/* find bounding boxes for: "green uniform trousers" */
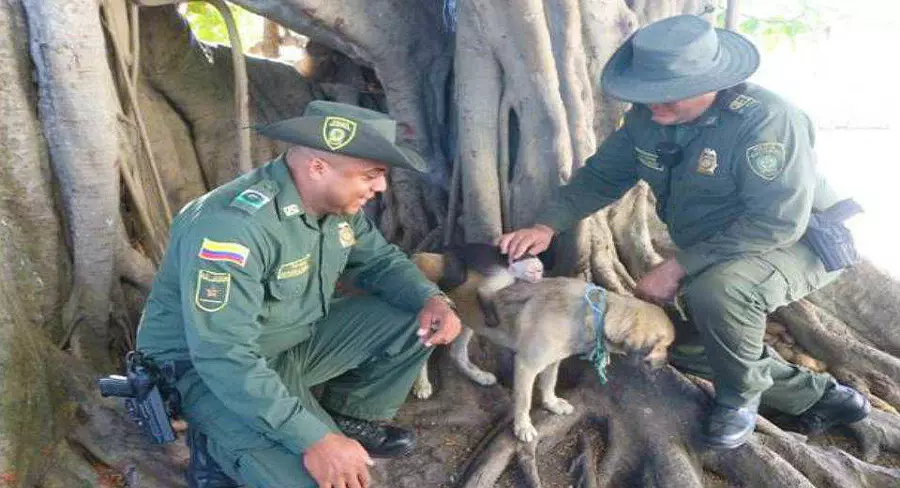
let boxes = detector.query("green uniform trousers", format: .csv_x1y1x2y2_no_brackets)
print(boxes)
175,296,430,487
669,241,841,414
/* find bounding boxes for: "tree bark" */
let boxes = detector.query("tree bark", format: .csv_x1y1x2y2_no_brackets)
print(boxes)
24,0,122,372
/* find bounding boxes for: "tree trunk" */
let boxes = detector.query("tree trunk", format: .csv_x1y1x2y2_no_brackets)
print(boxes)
1,0,898,486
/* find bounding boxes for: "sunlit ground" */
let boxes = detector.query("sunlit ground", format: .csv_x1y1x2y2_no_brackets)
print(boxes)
745,1,900,277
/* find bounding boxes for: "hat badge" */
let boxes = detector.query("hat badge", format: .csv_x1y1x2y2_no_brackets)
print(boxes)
323,116,358,151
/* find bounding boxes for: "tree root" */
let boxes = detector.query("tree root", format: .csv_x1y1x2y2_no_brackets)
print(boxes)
446,358,900,488
568,432,599,488
776,301,900,411
460,407,584,488
845,409,900,462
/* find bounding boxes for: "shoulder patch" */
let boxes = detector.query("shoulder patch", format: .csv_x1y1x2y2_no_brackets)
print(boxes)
746,142,786,181
195,269,231,312
725,93,761,116
230,180,279,214
198,238,250,267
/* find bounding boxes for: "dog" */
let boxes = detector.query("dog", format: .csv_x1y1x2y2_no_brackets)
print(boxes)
410,245,675,442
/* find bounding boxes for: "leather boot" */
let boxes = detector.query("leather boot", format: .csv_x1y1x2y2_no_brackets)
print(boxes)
797,383,870,434
332,414,416,458
702,399,759,450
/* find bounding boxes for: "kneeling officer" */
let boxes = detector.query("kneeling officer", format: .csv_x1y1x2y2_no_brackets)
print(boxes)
135,101,461,487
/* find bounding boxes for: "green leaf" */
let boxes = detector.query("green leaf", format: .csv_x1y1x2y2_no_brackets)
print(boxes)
740,18,760,35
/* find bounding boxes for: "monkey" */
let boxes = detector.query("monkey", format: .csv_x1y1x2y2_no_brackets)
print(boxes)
410,244,676,442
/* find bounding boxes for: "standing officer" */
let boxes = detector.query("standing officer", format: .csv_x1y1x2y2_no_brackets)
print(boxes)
136,101,461,487
498,15,869,449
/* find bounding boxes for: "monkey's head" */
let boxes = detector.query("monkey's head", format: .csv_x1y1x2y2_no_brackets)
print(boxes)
509,256,544,283
411,245,544,294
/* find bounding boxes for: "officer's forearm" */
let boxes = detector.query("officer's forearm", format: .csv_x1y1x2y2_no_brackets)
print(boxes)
352,258,440,311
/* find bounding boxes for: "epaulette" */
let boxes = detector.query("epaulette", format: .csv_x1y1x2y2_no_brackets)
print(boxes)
229,179,279,215
721,88,762,116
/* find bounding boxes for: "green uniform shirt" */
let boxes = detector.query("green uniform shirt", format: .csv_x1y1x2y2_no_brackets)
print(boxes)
537,83,838,275
136,155,440,453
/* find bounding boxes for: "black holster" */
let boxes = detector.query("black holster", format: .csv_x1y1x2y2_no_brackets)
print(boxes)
802,198,863,272
186,426,240,488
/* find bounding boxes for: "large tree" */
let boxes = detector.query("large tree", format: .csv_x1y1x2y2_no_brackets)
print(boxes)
1,0,898,486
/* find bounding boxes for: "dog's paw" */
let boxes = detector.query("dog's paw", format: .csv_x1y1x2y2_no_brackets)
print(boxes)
513,418,538,442
412,378,433,400
543,397,574,415
467,369,498,386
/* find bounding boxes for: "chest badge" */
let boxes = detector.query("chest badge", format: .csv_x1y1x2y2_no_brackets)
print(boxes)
337,222,356,248
728,94,758,113
282,204,301,217
635,147,663,171
277,254,311,279
696,148,718,176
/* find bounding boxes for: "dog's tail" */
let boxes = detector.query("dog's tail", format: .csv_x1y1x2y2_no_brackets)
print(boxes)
410,251,468,291
412,244,527,328
460,243,519,328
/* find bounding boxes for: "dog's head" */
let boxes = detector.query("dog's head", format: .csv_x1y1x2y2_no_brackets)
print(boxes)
602,295,676,370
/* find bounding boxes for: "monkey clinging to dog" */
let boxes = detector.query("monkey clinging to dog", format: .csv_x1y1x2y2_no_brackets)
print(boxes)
411,244,676,442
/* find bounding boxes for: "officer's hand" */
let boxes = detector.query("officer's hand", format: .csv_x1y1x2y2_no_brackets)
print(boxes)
303,433,374,488
635,258,686,304
496,225,555,261
417,296,462,347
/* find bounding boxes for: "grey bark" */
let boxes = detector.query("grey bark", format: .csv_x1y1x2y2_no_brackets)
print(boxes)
23,0,120,371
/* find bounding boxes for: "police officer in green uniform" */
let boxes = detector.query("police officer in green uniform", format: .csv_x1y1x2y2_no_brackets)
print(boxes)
136,101,461,487
498,15,869,449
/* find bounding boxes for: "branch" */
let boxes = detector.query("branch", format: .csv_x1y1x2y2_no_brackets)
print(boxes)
205,0,252,174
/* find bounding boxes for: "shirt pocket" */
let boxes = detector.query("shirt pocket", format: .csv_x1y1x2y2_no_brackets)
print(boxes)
264,274,311,326
682,173,736,201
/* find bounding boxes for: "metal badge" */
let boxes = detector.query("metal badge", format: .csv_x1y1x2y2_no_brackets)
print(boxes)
337,222,356,248
696,148,718,176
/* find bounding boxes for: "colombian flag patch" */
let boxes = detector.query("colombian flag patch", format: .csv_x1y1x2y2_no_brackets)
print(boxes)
198,238,250,267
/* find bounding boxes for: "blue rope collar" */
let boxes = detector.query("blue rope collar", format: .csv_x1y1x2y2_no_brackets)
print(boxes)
581,283,609,384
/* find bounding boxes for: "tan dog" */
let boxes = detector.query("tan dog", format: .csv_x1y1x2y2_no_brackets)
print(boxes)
410,249,675,442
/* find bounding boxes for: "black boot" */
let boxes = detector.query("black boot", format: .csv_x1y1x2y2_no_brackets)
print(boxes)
332,414,416,458
797,383,870,434
702,399,759,450
186,426,240,488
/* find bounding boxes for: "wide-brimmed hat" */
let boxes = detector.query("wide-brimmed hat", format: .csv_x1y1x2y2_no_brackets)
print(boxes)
256,101,428,172
601,15,759,104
